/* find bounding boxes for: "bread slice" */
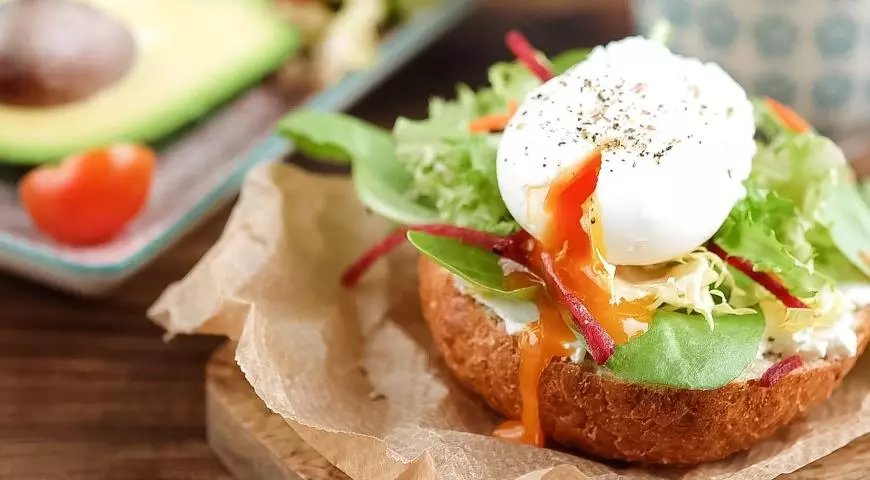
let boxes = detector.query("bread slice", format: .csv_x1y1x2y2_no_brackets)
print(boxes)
418,256,870,464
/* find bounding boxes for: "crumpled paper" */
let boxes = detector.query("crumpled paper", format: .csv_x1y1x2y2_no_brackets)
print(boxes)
149,162,870,480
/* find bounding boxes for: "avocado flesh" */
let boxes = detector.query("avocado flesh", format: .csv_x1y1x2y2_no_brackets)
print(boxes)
0,0,300,164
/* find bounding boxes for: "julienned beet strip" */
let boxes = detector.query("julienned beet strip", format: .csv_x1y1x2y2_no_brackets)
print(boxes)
760,355,803,387
505,30,554,82
340,225,530,286
540,252,615,364
706,242,809,309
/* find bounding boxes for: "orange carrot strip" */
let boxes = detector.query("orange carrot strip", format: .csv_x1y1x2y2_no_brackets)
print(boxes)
469,101,518,133
764,97,812,134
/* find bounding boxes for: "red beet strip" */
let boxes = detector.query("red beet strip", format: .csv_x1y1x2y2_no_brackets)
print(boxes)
540,252,615,364
706,242,809,309
341,225,531,287
505,30,554,82
759,355,803,387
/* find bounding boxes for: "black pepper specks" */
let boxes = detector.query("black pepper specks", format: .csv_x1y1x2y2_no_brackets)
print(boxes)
511,40,746,173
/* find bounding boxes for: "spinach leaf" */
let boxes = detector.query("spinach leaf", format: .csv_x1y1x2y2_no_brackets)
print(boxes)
407,231,539,300
607,311,765,390
278,111,438,224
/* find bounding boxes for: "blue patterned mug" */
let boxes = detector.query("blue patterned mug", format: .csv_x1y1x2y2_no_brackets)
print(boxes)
632,0,870,135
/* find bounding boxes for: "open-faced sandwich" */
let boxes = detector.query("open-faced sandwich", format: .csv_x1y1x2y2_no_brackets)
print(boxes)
278,31,870,464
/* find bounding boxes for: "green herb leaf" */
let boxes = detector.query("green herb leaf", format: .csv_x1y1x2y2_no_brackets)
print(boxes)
607,311,765,389
550,49,590,74
278,110,387,164
278,111,439,225
821,184,870,278
353,166,440,225
406,231,539,300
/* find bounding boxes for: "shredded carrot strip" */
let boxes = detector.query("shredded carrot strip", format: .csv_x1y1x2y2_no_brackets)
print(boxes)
764,97,811,134
469,101,518,133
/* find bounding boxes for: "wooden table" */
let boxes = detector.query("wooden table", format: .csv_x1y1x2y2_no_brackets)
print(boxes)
2,4,869,479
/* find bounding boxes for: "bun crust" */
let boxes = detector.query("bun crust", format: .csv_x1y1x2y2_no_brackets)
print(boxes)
418,257,870,464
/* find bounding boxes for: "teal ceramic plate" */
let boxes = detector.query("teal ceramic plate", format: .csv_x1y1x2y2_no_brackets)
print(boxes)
0,0,474,296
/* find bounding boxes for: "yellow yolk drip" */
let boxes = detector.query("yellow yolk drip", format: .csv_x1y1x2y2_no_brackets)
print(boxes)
493,152,653,447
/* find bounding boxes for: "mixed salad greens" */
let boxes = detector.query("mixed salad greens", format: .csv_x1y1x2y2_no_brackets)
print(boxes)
278,36,870,390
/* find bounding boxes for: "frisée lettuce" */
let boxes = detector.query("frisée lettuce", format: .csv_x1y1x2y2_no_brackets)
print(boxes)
392,62,537,234
713,100,870,332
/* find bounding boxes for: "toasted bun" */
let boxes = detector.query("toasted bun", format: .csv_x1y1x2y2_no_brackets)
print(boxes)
418,256,870,464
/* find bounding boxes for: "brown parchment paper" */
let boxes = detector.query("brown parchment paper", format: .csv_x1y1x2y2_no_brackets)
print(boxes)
149,162,870,480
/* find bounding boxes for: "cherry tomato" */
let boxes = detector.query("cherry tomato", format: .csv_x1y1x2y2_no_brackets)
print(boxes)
19,144,156,246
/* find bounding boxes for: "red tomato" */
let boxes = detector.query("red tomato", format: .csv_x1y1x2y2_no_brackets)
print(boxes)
19,144,156,246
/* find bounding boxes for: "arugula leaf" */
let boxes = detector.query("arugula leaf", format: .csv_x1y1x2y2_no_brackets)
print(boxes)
607,311,765,389
406,231,539,300
550,49,590,74
278,111,439,225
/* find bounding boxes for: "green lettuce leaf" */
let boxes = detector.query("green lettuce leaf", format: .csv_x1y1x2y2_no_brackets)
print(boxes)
861,180,870,205
746,101,870,282
820,184,870,278
277,111,438,224
550,49,590,74
407,231,539,300
714,182,829,297
393,61,540,234
752,97,793,141
607,311,765,389
715,110,870,300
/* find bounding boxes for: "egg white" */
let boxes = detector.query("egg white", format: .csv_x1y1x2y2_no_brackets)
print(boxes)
497,36,756,266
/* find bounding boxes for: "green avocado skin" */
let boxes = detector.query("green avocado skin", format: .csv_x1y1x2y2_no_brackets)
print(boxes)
0,0,301,165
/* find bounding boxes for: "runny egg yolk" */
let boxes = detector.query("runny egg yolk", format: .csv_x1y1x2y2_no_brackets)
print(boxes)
538,152,654,344
493,152,653,447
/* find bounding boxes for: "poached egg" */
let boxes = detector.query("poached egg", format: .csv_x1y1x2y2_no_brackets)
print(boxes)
497,37,756,266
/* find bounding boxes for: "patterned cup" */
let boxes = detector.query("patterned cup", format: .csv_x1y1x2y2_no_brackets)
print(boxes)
632,0,870,135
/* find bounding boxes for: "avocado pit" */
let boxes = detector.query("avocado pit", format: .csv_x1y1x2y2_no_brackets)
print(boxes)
0,0,137,107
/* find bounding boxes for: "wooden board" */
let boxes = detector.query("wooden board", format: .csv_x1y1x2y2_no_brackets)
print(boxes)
206,343,348,480
206,342,870,480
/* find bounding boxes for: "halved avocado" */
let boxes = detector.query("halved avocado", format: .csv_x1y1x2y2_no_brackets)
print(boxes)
0,0,300,164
